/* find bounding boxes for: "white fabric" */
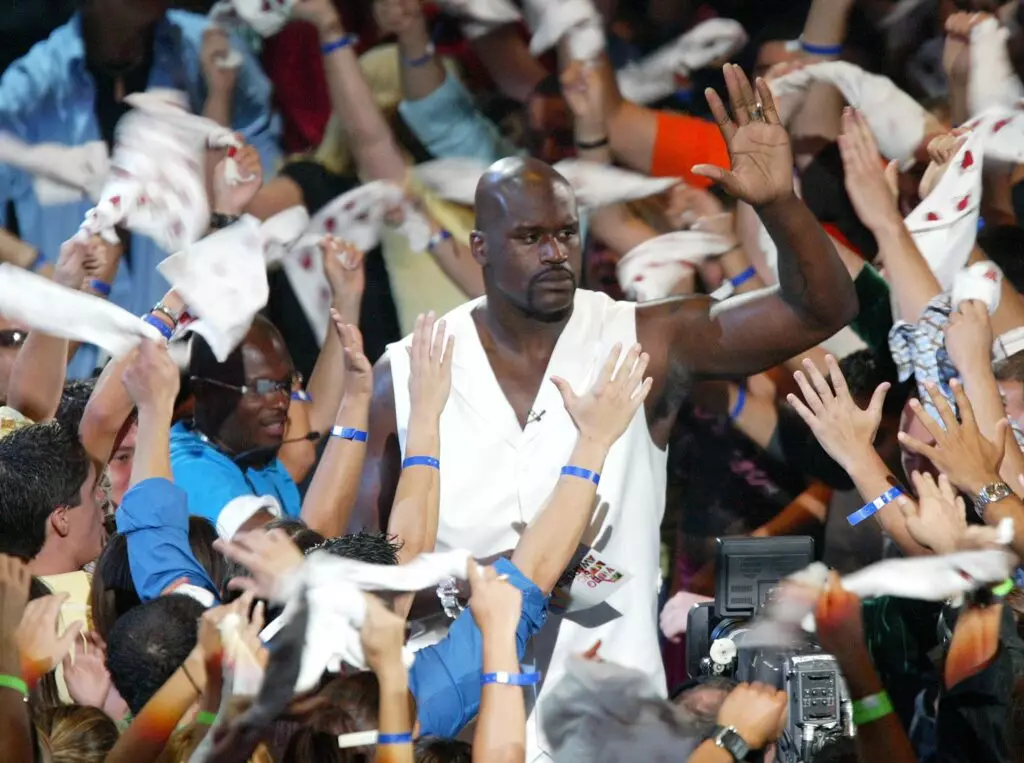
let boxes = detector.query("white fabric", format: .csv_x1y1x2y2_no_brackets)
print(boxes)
0,135,108,205
616,19,748,105
208,0,294,37
413,157,489,206
972,106,1024,164
616,231,734,301
997,325,1024,358
215,495,282,540
267,549,473,692
904,125,985,290
387,290,668,761
260,205,312,265
819,326,869,359
432,0,522,39
770,61,929,161
525,0,606,60
158,216,269,362
0,264,163,357
952,261,1003,314
968,17,1024,117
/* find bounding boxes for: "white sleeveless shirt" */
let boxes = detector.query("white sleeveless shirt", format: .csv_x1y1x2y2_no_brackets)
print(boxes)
387,289,668,760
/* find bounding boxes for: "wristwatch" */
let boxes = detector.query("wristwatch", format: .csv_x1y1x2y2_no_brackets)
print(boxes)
972,481,1013,519
712,725,751,761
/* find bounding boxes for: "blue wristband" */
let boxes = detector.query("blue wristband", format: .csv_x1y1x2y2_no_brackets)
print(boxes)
321,34,359,56
377,732,413,745
561,465,600,486
482,671,542,686
403,455,439,470
29,250,45,272
88,278,112,297
799,39,843,56
331,426,367,442
404,42,435,67
427,228,452,252
730,266,757,289
847,486,904,526
729,386,747,421
291,390,312,403
142,313,173,341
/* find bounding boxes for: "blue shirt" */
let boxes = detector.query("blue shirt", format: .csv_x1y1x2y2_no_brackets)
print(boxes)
0,11,280,376
116,477,219,602
169,421,301,525
410,557,549,738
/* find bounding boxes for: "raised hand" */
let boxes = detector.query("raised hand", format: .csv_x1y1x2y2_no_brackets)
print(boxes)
332,314,373,401
552,343,653,449
212,141,263,217
944,300,993,376
62,631,112,709
120,340,181,412
837,108,901,234
898,471,967,555
15,594,84,677
919,129,968,199
692,64,794,207
787,355,889,473
53,238,89,291
468,560,522,638
898,380,1007,496
814,571,872,677
0,554,30,638
373,0,428,38
360,592,408,673
321,236,366,314
560,60,608,141
200,27,239,99
408,311,454,422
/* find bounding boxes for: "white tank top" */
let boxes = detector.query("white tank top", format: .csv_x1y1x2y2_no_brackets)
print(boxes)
388,289,668,760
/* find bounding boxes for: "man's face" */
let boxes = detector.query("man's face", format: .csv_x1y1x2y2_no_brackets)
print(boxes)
476,177,582,320
526,93,576,164
107,422,137,507
998,379,1024,428
67,464,106,567
218,337,294,454
103,0,170,27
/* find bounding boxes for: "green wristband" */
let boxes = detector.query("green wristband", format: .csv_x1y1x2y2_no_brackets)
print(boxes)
195,710,218,726
993,578,1014,597
0,674,28,697
852,690,893,726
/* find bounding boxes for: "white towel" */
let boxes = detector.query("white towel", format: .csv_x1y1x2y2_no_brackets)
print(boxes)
616,230,734,301
0,264,162,357
771,61,929,161
158,215,270,362
968,16,1024,117
969,105,1024,164
208,0,294,38
524,0,606,60
951,260,1003,313
432,0,522,39
263,549,474,691
261,206,312,266
413,157,489,207
617,19,748,105
216,495,283,540
0,134,108,205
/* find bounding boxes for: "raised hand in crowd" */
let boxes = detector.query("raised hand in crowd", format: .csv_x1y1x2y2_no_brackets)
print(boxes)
944,299,993,376
216,528,305,601
211,138,264,218
15,594,83,681
321,236,366,325
373,0,428,38
561,59,609,145
360,592,415,763
0,554,32,763
837,108,900,234
62,631,111,709
121,339,180,413
200,27,239,105
52,236,91,291
900,470,1008,554
292,0,344,34
918,129,968,200
407,311,454,424
335,313,373,403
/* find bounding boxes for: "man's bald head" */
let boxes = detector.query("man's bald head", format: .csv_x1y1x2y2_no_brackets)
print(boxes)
470,157,581,322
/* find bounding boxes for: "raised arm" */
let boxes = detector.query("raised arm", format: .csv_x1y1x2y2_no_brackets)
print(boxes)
638,65,857,381
352,355,402,532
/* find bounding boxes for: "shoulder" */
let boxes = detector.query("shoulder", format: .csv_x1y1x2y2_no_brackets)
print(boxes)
0,18,82,97
169,424,236,473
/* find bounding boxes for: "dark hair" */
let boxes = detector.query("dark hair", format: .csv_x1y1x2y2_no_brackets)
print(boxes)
838,350,909,417
55,379,97,433
188,516,230,591
811,735,859,763
106,594,206,714
35,704,119,763
283,672,380,763
415,738,473,763
266,519,327,554
89,532,142,641
993,351,1024,384
0,421,90,560
977,225,1024,294
316,532,402,566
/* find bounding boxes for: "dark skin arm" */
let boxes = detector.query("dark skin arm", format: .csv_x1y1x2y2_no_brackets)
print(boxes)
638,65,857,414
353,355,402,532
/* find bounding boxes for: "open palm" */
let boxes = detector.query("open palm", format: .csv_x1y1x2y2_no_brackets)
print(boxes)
693,64,794,207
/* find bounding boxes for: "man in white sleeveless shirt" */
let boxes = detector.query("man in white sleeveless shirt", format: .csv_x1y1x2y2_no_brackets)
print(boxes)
356,67,858,759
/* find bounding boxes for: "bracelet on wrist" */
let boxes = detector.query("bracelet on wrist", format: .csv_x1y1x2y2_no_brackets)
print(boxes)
291,389,312,403
575,136,609,151
729,385,747,421
427,229,452,253
0,674,28,698
482,671,542,686
404,42,435,67
142,313,174,341
851,690,894,726
847,486,903,526
331,425,367,442
195,710,218,726
561,465,600,485
730,266,757,289
321,34,359,56
87,278,112,297
799,38,843,56
28,249,45,273
403,455,439,470
377,732,414,745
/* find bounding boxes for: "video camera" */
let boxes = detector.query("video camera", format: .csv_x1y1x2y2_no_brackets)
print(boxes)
685,537,854,763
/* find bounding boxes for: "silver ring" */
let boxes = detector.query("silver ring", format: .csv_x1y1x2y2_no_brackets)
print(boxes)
748,104,764,122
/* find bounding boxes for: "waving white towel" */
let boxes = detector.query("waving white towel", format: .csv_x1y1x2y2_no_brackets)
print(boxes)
0,135,108,206
616,230,734,301
525,0,606,60
208,0,295,38
968,16,1024,117
0,264,162,357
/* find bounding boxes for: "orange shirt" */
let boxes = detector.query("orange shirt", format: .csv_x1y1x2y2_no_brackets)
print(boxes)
651,111,731,188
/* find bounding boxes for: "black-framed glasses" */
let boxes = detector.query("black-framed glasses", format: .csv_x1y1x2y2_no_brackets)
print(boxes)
192,371,300,400
0,330,27,348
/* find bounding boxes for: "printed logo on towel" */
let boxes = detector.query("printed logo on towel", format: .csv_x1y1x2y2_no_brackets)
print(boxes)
550,546,631,615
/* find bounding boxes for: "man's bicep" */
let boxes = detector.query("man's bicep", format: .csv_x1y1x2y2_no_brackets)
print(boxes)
352,356,402,532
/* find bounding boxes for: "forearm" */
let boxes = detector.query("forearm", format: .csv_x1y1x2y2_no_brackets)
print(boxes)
0,633,32,763
470,25,548,103
5,332,69,421
845,450,931,556
0,228,39,269
871,218,941,323
306,297,357,435
423,235,484,297
396,16,448,103
840,650,916,763
761,195,857,328
958,364,1024,489
800,0,856,55
511,437,609,594
473,630,526,763
375,664,414,763
301,395,370,537
203,90,233,128
277,399,317,484
590,206,661,257
753,485,829,537
318,17,406,183
389,412,441,562
973,493,1024,559
131,402,174,486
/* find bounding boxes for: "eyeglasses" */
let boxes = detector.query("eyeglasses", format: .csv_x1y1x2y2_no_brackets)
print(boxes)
193,372,300,400
0,330,27,348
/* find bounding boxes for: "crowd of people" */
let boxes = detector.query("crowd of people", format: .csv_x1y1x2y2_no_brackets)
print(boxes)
2,0,1024,761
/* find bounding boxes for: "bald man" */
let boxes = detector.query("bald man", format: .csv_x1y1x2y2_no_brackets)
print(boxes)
356,70,858,757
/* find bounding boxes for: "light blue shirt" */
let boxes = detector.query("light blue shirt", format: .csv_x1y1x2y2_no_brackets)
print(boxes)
0,11,281,376
169,421,301,525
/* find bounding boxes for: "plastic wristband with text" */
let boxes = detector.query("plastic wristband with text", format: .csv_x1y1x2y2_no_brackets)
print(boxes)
852,691,894,726
377,732,414,745
142,313,174,341
847,486,903,526
403,455,440,470
88,279,112,297
291,389,312,403
195,710,218,726
729,385,747,421
799,38,843,56
321,34,359,56
0,674,28,698
482,671,542,686
730,266,757,289
561,465,600,486
331,426,367,442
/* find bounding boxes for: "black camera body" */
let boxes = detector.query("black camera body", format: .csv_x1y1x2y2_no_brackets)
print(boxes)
685,536,853,762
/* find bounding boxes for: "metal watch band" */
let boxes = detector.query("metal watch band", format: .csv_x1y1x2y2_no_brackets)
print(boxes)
712,725,751,761
973,481,1013,519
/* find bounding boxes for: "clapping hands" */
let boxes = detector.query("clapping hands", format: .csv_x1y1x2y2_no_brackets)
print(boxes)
407,311,454,423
